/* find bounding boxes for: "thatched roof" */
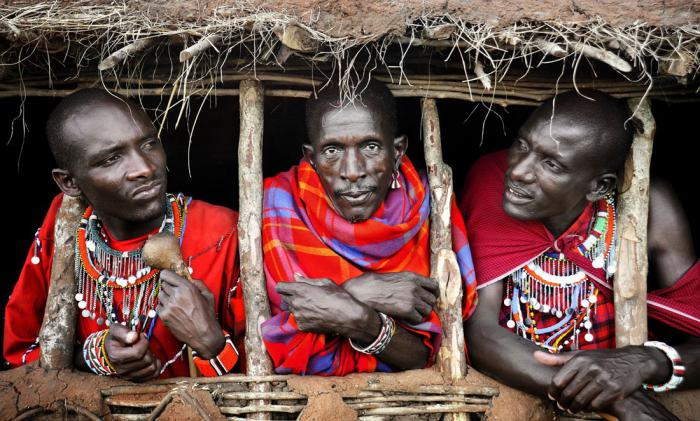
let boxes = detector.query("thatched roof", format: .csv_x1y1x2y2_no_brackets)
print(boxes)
0,1,698,109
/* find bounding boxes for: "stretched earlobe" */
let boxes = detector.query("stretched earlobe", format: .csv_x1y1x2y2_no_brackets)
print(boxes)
586,174,617,202
302,144,315,169
51,168,82,198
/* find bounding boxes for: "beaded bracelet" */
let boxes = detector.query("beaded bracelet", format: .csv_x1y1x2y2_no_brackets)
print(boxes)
83,329,116,376
641,341,685,393
192,331,239,377
349,312,396,355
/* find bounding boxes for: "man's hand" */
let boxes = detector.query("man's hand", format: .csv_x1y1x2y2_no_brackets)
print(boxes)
341,272,438,324
535,346,671,413
158,270,225,359
276,274,380,342
105,324,162,382
608,390,679,421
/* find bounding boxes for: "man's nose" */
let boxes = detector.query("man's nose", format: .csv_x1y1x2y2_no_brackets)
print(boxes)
126,151,157,180
339,149,367,182
509,153,536,184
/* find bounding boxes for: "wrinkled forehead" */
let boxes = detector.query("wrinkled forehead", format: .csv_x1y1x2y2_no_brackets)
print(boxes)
316,103,386,143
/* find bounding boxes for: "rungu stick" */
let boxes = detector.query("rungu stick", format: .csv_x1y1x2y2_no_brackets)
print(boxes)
142,232,197,377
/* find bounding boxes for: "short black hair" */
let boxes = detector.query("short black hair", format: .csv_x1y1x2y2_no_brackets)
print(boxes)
305,79,398,146
531,89,634,172
46,88,131,170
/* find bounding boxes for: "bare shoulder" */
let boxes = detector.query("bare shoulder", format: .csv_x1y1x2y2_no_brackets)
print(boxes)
647,178,696,289
648,179,691,249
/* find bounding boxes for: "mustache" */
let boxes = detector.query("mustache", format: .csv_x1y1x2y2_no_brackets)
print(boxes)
334,185,377,196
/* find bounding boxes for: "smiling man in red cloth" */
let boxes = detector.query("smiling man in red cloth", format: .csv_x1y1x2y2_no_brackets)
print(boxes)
4,89,244,380
261,80,477,376
461,90,700,420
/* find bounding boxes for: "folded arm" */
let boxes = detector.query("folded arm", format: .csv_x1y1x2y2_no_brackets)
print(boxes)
274,275,431,371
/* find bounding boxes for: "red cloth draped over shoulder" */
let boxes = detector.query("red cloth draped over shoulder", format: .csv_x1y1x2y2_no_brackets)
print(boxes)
261,157,478,376
4,193,246,377
460,150,700,338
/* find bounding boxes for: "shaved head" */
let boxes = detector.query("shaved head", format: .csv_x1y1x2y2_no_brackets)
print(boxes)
46,89,149,171
527,89,633,173
503,89,635,235
305,80,398,147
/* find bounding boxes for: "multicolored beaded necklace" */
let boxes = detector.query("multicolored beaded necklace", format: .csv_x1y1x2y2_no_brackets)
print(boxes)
74,194,187,331
503,195,617,352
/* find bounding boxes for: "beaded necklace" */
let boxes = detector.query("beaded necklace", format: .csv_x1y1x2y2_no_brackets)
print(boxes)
503,195,617,352
74,194,187,331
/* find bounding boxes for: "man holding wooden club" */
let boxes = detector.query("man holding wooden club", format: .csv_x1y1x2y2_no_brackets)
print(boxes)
4,89,244,381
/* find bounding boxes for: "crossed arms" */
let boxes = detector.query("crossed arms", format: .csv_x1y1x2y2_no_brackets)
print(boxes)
273,271,439,372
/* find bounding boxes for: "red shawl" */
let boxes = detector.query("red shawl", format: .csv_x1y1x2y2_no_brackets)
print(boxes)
460,150,700,338
261,157,477,376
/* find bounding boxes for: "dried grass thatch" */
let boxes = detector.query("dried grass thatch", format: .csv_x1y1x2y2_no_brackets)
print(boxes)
0,1,698,117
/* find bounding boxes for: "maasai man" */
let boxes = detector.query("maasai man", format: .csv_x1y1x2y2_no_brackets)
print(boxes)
461,90,700,420
4,89,244,381
260,80,477,375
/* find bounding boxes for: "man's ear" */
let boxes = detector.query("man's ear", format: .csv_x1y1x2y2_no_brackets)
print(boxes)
51,168,82,198
586,172,617,202
302,144,315,167
393,135,408,169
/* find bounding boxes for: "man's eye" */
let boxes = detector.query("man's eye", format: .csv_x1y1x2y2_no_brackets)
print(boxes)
364,143,380,152
101,155,120,166
544,160,561,172
323,146,339,156
143,138,162,150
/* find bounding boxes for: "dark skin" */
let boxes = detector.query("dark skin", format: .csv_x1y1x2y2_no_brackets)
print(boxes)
278,103,438,370
465,99,699,418
52,95,223,381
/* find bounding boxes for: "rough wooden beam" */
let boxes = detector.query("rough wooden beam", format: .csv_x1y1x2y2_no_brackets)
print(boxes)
98,38,156,71
570,41,632,73
238,79,274,419
614,97,655,347
421,98,468,384
39,195,86,369
180,34,222,62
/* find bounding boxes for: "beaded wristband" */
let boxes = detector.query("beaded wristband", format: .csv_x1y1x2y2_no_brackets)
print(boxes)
83,329,116,376
349,312,396,355
192,331,239,377
641,341,685,393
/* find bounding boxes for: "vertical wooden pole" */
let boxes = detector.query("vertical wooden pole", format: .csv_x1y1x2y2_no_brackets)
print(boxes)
614,98,655,347
421,98,468,382
238,80,273,419
39,195,85,369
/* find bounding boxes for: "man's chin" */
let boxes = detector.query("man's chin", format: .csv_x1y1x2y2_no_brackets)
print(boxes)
502,198,534,222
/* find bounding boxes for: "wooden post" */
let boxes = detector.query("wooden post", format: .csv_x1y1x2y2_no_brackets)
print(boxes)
39,195,86,369
614,97,655,347
421,98,468,382
238,79,274,419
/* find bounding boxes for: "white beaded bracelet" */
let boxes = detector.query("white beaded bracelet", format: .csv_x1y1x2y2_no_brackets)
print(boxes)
641,340,685,393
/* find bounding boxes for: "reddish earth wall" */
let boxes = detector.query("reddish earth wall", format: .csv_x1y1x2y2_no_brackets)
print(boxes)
145,0,699,35
10,0,699,38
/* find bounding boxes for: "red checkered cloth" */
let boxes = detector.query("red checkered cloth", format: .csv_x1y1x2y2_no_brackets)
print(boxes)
261,157,478,376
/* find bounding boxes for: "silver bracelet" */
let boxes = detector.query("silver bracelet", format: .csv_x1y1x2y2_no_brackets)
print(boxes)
349,312,396,355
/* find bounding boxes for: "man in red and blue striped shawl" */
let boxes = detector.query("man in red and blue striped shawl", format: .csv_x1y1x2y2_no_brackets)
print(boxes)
261,80,477,376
